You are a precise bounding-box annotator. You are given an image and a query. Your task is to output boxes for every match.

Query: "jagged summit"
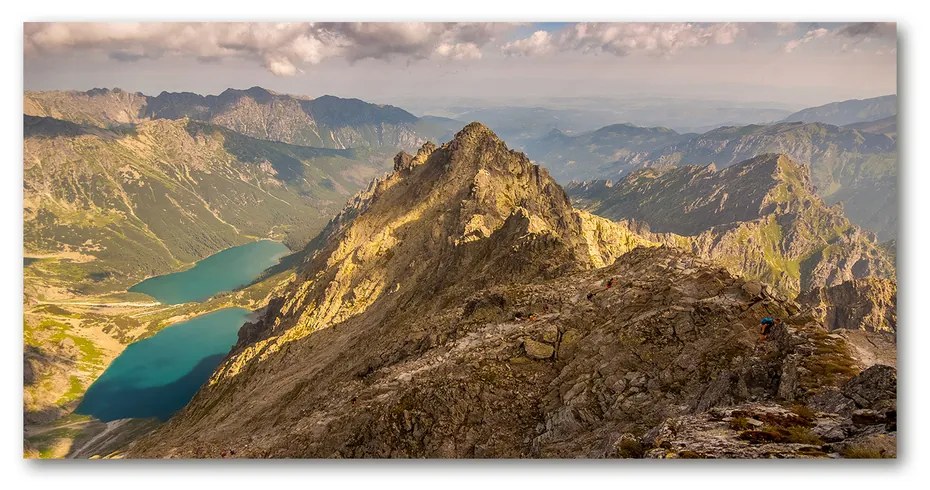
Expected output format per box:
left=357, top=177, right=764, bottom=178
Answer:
left=453, top=121, right=500, bottom=140
left=187, top=123, right=648, bottom=381
left=568, top=152, right=894, bottom=297
left=569, top=152, right=816, bottom=235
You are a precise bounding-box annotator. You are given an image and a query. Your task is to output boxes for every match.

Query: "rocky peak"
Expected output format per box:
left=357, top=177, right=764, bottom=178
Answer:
left=210, top=124, right=651, bottom=385
left=84, top=87, right=133, bottom=97
left=392, top=141, right=437, bottom=173
left=568, top=152, right=894, bottom=297
left=218, top=86, right=276, bottom=105
left=569, top=153, right=814, bottom=235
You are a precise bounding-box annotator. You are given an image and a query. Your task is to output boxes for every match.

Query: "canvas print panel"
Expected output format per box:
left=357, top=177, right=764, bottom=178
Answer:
left=23, top=22, right=897, bottom=459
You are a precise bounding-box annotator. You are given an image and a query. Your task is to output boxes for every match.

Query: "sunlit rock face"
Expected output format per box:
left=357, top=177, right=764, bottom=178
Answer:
left=127, top=124, right=895, bottom=459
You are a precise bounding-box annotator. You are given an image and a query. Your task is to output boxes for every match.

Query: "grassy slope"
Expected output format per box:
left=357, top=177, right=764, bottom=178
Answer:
left=23, top=115, right=394, bottom=458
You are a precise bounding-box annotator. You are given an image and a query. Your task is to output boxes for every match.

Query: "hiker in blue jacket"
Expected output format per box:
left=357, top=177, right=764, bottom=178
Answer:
left=758, top=317, right=781, bottom=342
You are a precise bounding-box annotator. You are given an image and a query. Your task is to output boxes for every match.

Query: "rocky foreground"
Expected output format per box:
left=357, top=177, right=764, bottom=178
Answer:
left=125, top=123, right=895, bottom=458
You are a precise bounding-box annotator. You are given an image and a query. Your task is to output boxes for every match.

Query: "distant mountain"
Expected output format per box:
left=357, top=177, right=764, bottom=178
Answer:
left=525, top=124, right=694, bottom=182
left=25, top=87, right=448, bottom=152
left=638, top=122, right=897, bottom=241
left=410, top=115, right=464, bottom=143
left=129, top=125, right=894, bottom=459
left=534, top=121, right=897, bottom=240
left=401, top=96, right=794, bottom=135
left=23, top=88, right=147, bottom=128
left=781, top=95, right=896, bottom=126
left=567, top=154, right=894, bottom=297
left=844, top=116, right=897, bottom=138
left=24, top=115, right=389, bottom=295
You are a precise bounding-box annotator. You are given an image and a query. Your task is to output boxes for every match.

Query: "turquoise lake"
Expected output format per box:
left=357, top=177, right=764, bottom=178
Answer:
left=77, top=308, right=250, bottom=421
left=128, top=239, right=290, bottom=304
left=78, top=240, right=291, bottom=421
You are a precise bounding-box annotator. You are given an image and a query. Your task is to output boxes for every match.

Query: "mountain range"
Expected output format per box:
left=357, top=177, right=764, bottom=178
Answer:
left=24, top=114, right=391, bottom=296
left=527, top=116, right=897, bottom=240
left=25, top=87, right=453, bottom=151
left=125, top=124, right=896, bottom=458
left=567, top=154, right=894, bottom=297
left=780, top=95, right=897, bottom=126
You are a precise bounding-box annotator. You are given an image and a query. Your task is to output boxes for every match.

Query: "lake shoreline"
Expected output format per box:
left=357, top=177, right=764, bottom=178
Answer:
left=128, top=240, right=290, bottom=305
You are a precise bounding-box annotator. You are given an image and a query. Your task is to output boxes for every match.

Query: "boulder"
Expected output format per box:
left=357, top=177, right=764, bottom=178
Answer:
left=843, top=364, right=896, bottom=409
left=524, top=339, right=555, bottom=360
left=742, top=281, right=763, bottom=297
left=851, top=409, right=886, bottom=427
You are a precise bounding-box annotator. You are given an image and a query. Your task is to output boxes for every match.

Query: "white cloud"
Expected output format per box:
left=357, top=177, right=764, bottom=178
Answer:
left=782, top=27, right=830, bottom=53
left=434, top=42, right=482, bottom=60
left=560, top=22, right=741, bottom=56
left=782, top=23, right=896, bottom=54
left=501, top=30, right=553, bottom=56
left=23, top=22, right=510, bottom=76
left=264, top=56, right=299, bottom=76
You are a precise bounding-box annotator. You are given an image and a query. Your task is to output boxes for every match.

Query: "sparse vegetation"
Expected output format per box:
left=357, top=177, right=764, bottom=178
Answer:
left=785, top=426, right=824, bottom=445
left=616, top=438, right=645, bottom=458
left=840, top=444, right=893, bottom=459
left=729, top=417, right=752, bottom=430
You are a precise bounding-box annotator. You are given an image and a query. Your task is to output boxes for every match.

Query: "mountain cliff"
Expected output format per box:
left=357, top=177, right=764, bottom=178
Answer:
left=567, top=154, right=894, bottom=297
left=125, top=125, right=894, bottom=459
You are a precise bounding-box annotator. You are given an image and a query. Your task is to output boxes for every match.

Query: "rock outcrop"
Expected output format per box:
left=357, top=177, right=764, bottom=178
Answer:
left=798, top=278, right=896, bottom=332
left=643, top=364, right=896, bottom=459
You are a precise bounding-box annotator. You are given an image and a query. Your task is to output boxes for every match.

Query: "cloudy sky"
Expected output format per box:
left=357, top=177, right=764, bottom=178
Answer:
left=23, top=22, right=897, bottom=109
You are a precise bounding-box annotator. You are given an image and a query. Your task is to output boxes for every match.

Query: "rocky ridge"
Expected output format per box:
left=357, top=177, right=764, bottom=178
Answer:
left=567, top=154, right=894, bottom=297
left=124, top=124, right=895, bottom=459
